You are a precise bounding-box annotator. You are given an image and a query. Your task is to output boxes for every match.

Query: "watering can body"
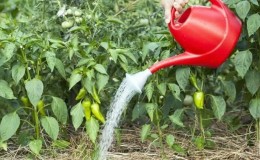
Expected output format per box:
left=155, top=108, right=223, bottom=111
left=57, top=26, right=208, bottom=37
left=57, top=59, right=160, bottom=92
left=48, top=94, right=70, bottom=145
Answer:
left=149, top=0, right=242, bottom=73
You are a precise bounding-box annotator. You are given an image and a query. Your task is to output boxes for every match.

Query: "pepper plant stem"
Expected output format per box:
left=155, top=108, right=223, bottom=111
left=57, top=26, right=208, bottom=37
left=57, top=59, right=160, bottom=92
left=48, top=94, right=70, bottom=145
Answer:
left=156, top=110, right=165, bottom=159
left=34, top=108, right=40, bottom=139
left=199, top=110, right=205, bottom=139
left=257, top=118, right=260, bottom=156
left=21, top=50, right=31, bottom=80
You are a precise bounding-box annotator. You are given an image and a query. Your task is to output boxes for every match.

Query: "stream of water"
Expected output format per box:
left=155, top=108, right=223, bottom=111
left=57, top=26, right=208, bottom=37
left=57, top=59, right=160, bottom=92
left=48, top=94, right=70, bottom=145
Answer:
left=98, top=69, right=151, bottom=160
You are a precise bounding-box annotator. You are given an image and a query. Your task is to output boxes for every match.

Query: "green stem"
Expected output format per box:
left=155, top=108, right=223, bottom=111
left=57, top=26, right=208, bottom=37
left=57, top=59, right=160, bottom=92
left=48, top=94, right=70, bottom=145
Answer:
left=257, top=119, right=259, bottom=142
left=21, top=50, right=31, bottom=80
left=155, top=110, right=165, bottom=159
left=157, top=121, right=165, bottom=158
left=257, top=28, right=260, bottom=48
left=199, top=110, right=205, bottom=139
left=43, top=0, right=46, bottom=20
left=257, top=118, right=260, bottom=156
left=191, top=105, right=198, bottom=139
left=34, top=108, right=40, bottom=139
left=36, top=57, right=42, bottom=78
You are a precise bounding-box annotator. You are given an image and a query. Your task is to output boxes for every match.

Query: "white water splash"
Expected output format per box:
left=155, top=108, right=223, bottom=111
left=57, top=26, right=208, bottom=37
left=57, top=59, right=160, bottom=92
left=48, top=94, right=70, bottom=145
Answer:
left=98, top=69, right=152, bottom=160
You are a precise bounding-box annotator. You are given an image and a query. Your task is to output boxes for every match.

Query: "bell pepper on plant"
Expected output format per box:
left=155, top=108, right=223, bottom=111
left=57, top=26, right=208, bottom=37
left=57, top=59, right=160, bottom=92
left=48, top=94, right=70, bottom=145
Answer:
left=91, top=103, right=105, bottom=124
left=21, top=96, right=30, bottom=107
left=193, top=91, right=204, bottom=109
left=190, top=74, right=200, bottom=91
left=183, top=95, right=193, bottom=106
left=92, top=86, right=101, bottom=104
left=21, top=96, right=31, bottom=114
left=82, top=99, right=92, bottom=121
left=37, top=100, right=46, bottom=116
left=61, top=20, right=74, bottom=28
left=75, top=87, right=86, bottom=100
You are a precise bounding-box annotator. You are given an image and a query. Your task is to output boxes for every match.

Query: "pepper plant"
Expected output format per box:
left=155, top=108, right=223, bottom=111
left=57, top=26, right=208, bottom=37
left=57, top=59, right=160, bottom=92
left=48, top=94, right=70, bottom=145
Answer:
left=0, top=0, right=260, bottom=158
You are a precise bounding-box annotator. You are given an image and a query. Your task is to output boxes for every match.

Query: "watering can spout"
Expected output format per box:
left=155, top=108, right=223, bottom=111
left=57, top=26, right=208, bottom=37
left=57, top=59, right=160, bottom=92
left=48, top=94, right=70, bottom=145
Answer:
left=149, top=51, right=209, bottom=73
left=126, top=69, right=152, bottom=93
left=149, top=0, right=242, bottom=74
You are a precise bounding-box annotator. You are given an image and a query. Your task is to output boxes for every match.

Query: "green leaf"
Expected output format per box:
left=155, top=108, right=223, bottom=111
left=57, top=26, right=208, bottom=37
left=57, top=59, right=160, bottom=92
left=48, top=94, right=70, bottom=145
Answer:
left=250, top=0, right=259, bottom=6
left=172, top=144, right=186, bottom=154
left=119, top=61, right=128, bottom=71
left=0, top=80, right=16, bottom=99
left=161, top=124, right=169, bottom=130
left=150, top=133, right=159, bottom=139
left=210, top=96, right=226, bottom=120
left=221, top=81, right=236, bottom=102
left=235, top=1, right=250, bottom=20
left=233, top=50, right=252, bottom=78
left=245, top=70, right=260, bottom=95
left=69, top=73, right=82, bottom=90
left=132, top=103, right=147, bottom=121
left=169, top=109, right=185, bottom=127
left=17, top=132, right=31, bottom=146
left=223, top=0, right=240, bottom=5
left=45, top=51, right=56, bottom=72
left=29, top=139, right=42, bottom=155
left=140, top=124, right=151, bottom=143
left=107, top=17, right=126, bottom=25
left=119, top=54, right=128, bottom=64
left=168, top=83, right=181, bottom=101
left=122, top=51, right=137, bottom=64
left=100, top=42, right=109, bottom=50
left=40, top=116, right=59, bottom=140
left=249, top=98, right=260, bottom=119
left=108, top=49, right=118, bottom=62
left=142, top=42, right=159, bottom=61
left=70, top=102, right=84, bottom=131
left=11, top=64, right=25, bottom=85
left=96, top=73, right=109, bottom=92
left=0, top=112, right=20, bottom=141
left=86, top=117, right=99, bottom=144
left=161, top=50, right=171, bottom=60
left=166, top=134, right=175, bottom=147
left=176, top=67, right=190, bottom=91
left=94, top=64, right=107, bottom=74
left=194, top=136, right=205, bottom=150
left=52, top=140, right=70, bottom=149
left=0, top=30, right=8, bottom=41
left=71, top=35, right=79, bottom=50
left=0, top=43, right=16, bottom=67
left=145, top=82, right=154, bottom=102
left=162, top=95, right=177, bottom=117
left=55, top=58, right=66, bottom=79
left=25, top=78, right=44, bottom=107
left=83, top=77, right=94, bottom=95
left=0, top=142, right=7, bottom=151
left=157, top=83, right=166, bottom=96
left=86, top=69, right=95, bottom=79
left=247, top=13, right=260, bottom=36
left=51, top=97, right=68, bottom=125
left=77, top=58, right=91, bottom=67
left=145, top=103, right=156, bottom=122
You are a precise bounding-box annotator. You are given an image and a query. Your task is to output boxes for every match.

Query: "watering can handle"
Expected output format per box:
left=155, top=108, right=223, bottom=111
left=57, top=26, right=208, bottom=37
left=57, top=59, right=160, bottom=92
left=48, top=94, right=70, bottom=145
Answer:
left=170, top=0, right=223, bottom=21
left=209, top=0, right=223, bottom=7
left=170, top=7, right=176, bottom=21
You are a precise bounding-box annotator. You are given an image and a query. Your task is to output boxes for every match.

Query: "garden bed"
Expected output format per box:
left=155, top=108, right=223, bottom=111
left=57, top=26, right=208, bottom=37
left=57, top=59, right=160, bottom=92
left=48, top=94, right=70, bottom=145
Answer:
left=1, top=124, right=259, bottom=160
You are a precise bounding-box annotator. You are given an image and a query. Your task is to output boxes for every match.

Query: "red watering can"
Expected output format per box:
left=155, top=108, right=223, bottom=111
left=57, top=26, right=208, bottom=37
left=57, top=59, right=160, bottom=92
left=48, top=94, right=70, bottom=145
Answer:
left=149, top=0, right=242, bottom=73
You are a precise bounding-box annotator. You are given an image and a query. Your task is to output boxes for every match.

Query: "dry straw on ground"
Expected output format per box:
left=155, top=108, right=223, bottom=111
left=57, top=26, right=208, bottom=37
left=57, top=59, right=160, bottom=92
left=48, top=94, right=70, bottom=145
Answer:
left=107, top=125, right=259, bottom=160
left=0, top=124, right=259, bottom=160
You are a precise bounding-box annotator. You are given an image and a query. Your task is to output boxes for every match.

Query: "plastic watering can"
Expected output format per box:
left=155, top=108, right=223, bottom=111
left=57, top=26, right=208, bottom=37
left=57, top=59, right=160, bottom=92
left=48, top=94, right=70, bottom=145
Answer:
left=149, top=0, right=242, bottom=73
